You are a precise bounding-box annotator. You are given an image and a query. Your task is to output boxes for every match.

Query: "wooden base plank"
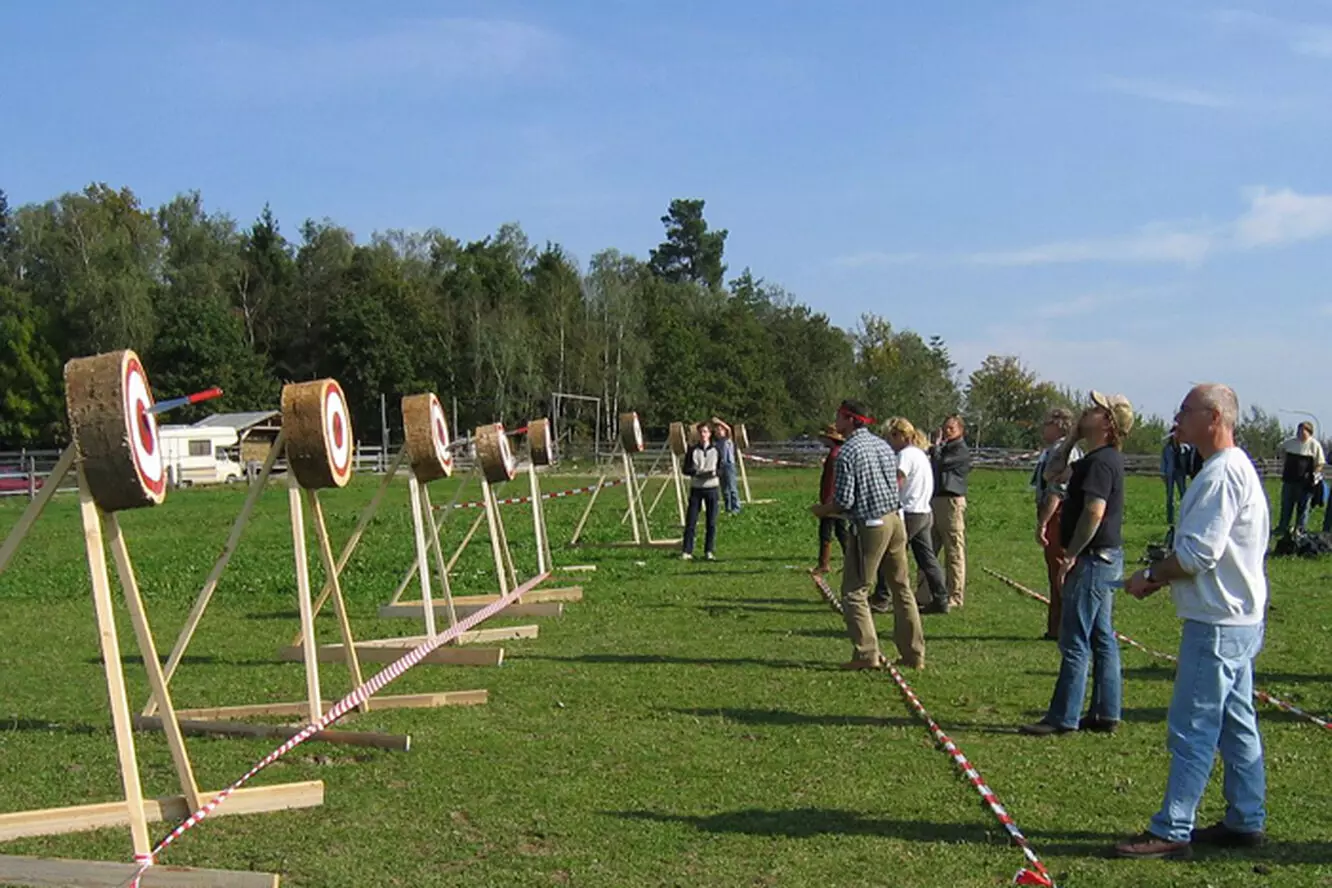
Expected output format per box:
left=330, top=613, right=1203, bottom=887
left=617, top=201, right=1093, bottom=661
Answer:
left=275, top=643, right=503, bottom=667
left=0, top=854, right=279, bottom=888
left=601, top=538, right=683, bottom=549
left=133, top=716, right=410, bottom=752
left=354, top=626, right=539, bottom=645
left=560, top=564, right=597, bottom=572
left=175, top=691, right=487, bottom=721
left=0, top=781, right=323, bottom=842
left=453, top=601, right=563, bottom=618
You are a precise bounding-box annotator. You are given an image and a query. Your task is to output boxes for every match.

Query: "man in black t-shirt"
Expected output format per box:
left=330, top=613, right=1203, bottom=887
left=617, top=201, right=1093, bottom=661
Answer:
left=1021, top=391, right=1133, bottom=736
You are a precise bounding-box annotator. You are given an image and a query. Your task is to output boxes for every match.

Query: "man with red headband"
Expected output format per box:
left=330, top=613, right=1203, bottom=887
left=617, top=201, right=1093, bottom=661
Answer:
left=811, top=399, right=925, bottom=670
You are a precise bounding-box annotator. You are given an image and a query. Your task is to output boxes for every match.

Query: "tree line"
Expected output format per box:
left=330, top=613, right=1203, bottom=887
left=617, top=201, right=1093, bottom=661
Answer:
left=0, top=185, right=1297, bottom=458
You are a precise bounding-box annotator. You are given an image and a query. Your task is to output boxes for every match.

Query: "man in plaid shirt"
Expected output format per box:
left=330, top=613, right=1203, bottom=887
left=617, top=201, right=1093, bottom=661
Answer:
left=811, top=399, right=926, bottom=670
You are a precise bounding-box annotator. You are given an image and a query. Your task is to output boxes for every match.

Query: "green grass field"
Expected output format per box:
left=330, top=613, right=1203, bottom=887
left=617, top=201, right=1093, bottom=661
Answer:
left=1, top=466, right=1329, bottom=888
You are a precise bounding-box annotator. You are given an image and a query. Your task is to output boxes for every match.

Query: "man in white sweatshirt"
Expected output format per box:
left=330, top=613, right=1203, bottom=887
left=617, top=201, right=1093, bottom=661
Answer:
left=1115, top=383, right=1269, bottom=860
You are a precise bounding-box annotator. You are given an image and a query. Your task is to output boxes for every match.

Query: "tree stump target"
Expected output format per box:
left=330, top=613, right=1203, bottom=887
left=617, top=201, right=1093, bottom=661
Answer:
left=282, top=379, right=354, bottom=490
left=619, top=412, right=645, bottom=453
left=735, top=423, right=750, bottom=450
left=667, top=422, right=687, bottom=457
left=529, top=417, right=557, bottom=467
left=402, top=393, right=453, bottom=483
left=64, top=349, right=167, bottom=513
left=475, top=423, right=518, bottom=484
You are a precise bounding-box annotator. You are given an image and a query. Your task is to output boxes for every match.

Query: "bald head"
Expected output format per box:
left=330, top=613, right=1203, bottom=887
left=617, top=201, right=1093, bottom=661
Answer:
left=1191, top=383, right=1239, bottom=430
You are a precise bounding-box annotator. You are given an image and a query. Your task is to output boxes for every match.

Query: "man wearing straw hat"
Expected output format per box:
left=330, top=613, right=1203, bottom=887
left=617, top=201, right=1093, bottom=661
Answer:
left=811, top=399, right=925, bottom=670
left=813, top=423, right=848, bottom=575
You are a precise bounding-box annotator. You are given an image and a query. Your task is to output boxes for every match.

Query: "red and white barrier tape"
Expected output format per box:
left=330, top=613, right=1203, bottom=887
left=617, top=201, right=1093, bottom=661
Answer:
left=810, top=573, right=1056, bottom=887
left=981, top=567, right=1332, bottom=733
left=437, top=478, right=629, bottom=511
left=744, top=454, right=818, bottom=468
left=126, top=570, right=552, bottom=887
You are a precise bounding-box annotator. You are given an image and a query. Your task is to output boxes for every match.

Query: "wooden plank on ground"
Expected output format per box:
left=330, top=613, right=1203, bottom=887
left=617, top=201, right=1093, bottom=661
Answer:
left=0, top=854, right=279, bottom=888
left=274, top=643, right=503, bottom=667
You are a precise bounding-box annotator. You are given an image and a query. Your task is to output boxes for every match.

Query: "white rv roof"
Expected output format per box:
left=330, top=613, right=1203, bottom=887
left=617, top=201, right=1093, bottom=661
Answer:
left=190, top=410, right=281, bottom=431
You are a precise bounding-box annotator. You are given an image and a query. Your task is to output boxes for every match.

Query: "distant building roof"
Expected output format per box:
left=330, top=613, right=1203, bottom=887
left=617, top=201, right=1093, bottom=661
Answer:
left=190, top=410, right=281, bottom=431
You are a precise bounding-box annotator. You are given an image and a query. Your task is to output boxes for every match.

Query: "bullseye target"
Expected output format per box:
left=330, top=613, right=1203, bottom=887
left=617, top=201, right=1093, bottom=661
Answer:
left=476, top=423, right=518, bottom=484
left=668, top=422, right=687, bottom=457
left=619, top=412, right=645, bottom=453
left=529, top=417, right=557, bottom=467
left=402, top=392, right=454, bottom=483
left=282, top=379, right=355, bottom=490
left=64, top=349, right=167, bottom=512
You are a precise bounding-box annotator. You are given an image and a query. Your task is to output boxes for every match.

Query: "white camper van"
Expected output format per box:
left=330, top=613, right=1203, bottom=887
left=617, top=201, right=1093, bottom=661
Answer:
left=158, top=425, right=245, bottom=486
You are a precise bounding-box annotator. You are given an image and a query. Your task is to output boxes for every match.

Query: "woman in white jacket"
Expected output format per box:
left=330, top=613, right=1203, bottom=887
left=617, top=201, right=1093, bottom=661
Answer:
left=871, top=417, right=949, bottom=614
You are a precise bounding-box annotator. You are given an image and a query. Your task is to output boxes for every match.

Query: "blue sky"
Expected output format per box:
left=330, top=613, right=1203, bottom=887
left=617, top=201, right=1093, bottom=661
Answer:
left=5, top=0, right=1332, bottom=431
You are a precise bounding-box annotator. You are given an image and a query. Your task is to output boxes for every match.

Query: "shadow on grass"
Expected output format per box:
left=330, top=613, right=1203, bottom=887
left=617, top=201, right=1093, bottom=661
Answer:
left=606, top=807, right=1131, bottom=855
left=704, top=596, right=823, bottom=607
left=665, top=706, right=916, bottom=729
left=87, top=654, right=275, bottom=669
left=1, top=717, right=99, bottom=735
left=523, top=652, right=827, bottom=669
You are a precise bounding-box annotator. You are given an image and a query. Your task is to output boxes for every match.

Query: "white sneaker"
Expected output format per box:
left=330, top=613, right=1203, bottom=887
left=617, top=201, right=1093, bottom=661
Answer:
left=681, top=553, right=693, bottom=561
left=705, top=552, right=716, bottom=561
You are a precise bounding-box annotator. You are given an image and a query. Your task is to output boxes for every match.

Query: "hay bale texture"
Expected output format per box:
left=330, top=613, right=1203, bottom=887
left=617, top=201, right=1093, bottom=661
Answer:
left=476, top=423, right=517, bottom=484
left=282, top=379, right=354, bottom=490
left=64, top=349, right=167, bottom=512
left=402, top=392, right=453, bottom=483
left=668, top=422, right=687, bottom=457
left=529, top=417, right=557, bottom=467
left=619, top=412, right=644, bottom=453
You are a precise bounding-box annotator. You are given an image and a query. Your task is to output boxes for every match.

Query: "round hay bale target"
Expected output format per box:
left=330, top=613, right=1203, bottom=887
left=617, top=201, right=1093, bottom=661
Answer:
left=668, top=422, right=687, bottom=456
left=476, top=423, right=517, bottom=484
left=402, top=393, right=453, bottom=482
left=529, top=417, right=557, bottom=467
left=735, top=423, right=750, bottom=450
left=64, top=349, right=167, bottom=512
left=619, top=412, right=645, bottom=453
left=281, top=379, right=354, bottom=490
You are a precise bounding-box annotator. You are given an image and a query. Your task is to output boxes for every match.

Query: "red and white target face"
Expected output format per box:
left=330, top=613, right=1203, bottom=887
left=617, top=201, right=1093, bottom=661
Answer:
left=123, top=356, right=165, bottom=497
left=429, top=395, right=452, bottom=469
left=496, top=423, right=516, bottom=475
left=630, top=414, right=644, bottom=452
left=323, top=383, right=352, bottom=481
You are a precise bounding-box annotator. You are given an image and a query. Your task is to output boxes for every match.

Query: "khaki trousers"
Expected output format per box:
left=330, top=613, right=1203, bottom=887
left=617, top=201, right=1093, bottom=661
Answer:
left=841, top=513, right=925, bottom=666
left=918, top=495, right=967, bottom=608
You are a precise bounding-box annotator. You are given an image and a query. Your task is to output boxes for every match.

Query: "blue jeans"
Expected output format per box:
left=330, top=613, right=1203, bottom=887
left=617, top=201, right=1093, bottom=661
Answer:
left=1149, top=621, right=1267, bottom=842
left=720, top=465, right=742, bottom=513
left=1276, top=480, right=1312, bottom=535
left=1164, top=474, right=1187, bottom=526
left=1044, top=548, right=1123, bottom=729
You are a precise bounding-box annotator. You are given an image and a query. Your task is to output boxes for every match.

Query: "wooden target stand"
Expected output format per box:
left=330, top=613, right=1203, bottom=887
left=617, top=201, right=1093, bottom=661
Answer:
left=615, top=421, right=687, bottom=531
left=0, top=350, right=318, bottom=888
left=138, top=381, right=491, bottom=760
left=569, top=412, right=683, bottom=549
left=733, top=422, right=775, bottom=505
left=378, top=417, right=580, bottom=625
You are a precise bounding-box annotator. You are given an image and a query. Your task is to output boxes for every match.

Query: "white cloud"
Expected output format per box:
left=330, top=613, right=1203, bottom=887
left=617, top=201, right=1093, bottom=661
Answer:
left=1232, top=186, right=1332, bottom=247
left=1103, top=77, right=1233, bottom=109
left=1213, top=9, right=1332, bottom=58
left=197, top=18, right=562, bottom=96
left=1033, top=286, right=1173, bottom=320
left=965, top=224, right=1215, bottom=267
left=830, top=251, right=925, bottom=269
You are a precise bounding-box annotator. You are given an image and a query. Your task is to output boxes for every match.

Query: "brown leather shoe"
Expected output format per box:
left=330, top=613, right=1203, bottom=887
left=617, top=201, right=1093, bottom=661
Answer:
left=1113, top=830, right=1193, bottom=860
left=839, top=655, right=887, bottom=670
left=1191, top=821, right=1266, bottom=847
left=893, top=658, right=925, bottom=670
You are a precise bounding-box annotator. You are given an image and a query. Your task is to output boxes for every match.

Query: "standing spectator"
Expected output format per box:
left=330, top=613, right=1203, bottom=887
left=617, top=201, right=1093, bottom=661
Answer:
left=810, top=400, right=925, bottom=670
left=680, top=421, right=721, bottom=561
left=1116, top=383, right=1269, bottom=859
left=711, top=417, right=743, bottom=515
left=813, top=423, right=848, bottom=576
left=1034, top=407, right=1082, bottom=641
left=872, top=417, right=948, bottom=615
left=1020, top=391, right=1132, bottom=736
left=1161, top=426, right=1197, bottom=529
left=1274, top=421, right=1324, bottom=538
left=919, top=415, right=970, bottom=609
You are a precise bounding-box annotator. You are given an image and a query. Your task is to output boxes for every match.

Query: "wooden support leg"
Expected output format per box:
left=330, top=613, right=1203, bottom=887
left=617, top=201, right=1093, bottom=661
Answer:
left=445, top=510, right=486, bottom=575
left=287, top=474, right=322, bottom=722
left=671, top=451, right=686, bottom=527
left=493, top=487, right=520, bottom=591
left=569, top=470, right=608, bottom=546
left=738, top=448, right=753, bottom=503
left=150, top=429, right=284, bottom=716
left=0, top=445, right=74, bottom=577
left=422, top=485, right=460, bottom=633
left=406, top=474, right=439, bottom=639
left=529, top=464, right=547, bottom=576
left=306, top=490, right=366, bottom=713
left=76, top=470, right=151, bottom=858
left=622, top=452, right=642, bottom=544
left=481, top=478, right=509, bottom=597
left=105, top=514, right=202, bottom=812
